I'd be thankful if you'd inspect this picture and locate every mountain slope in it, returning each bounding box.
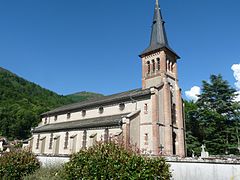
[0,67,102,140]
[67,91,104,102]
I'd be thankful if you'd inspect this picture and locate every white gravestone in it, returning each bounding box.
[201,144,209,158]
[0,141,3,151]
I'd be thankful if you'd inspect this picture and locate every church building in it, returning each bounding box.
[30,0,186,157]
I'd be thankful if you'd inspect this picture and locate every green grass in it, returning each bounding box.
[23,165,63,180]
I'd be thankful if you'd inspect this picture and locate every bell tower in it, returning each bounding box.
[140,0,179,89]
[139,0,186,157]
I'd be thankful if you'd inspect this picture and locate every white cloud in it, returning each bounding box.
[235,92,240,102]
[185,86,201,102]
[232,64,240,89]
[231,64,240,101]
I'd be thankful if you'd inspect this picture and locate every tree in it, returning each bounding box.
[186,74,240,155]
[184,101,201,156]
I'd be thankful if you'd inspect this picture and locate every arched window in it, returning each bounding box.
[82,110,86,117]
[144,103,148,114]
[99,107,104,114]
[172,132,177,155]
[64,132,69,149]
[157,58,160,70]
[144,133,149,145]
[104,129,109,142]
[167,60,170,71]
[67,113,71,119]
[44,117,48,124]
[147,61,150,74]
[119,103,125,111]
[171,103,176,124]
[152,60,155,73]
[49,133,53,149]
[82,130,87,149]
[36,134,40,149]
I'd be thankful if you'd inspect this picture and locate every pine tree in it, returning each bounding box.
[186,74,240,155]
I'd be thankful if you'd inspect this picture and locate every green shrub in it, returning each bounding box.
[60,142,171,180]
[0,150,40,179]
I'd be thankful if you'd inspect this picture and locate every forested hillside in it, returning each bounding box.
[0,67,102,140]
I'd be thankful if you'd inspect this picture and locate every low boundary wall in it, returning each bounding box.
[37,156,240,180]
[168,161,240,180]
[37,156,69,167]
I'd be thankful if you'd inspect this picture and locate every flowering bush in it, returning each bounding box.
[0,150,40,179]
[61,142,171,179]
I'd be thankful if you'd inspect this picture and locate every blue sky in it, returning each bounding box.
[0,0,239,100]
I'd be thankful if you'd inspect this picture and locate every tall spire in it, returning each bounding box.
[140,0,178,58]
[151,0,168,47]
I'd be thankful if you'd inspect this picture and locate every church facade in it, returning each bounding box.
[30,0,186,157]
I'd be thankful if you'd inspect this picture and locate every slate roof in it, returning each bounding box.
[42,88,151,116]
[33,114,128,133]
[140,0,179,58]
